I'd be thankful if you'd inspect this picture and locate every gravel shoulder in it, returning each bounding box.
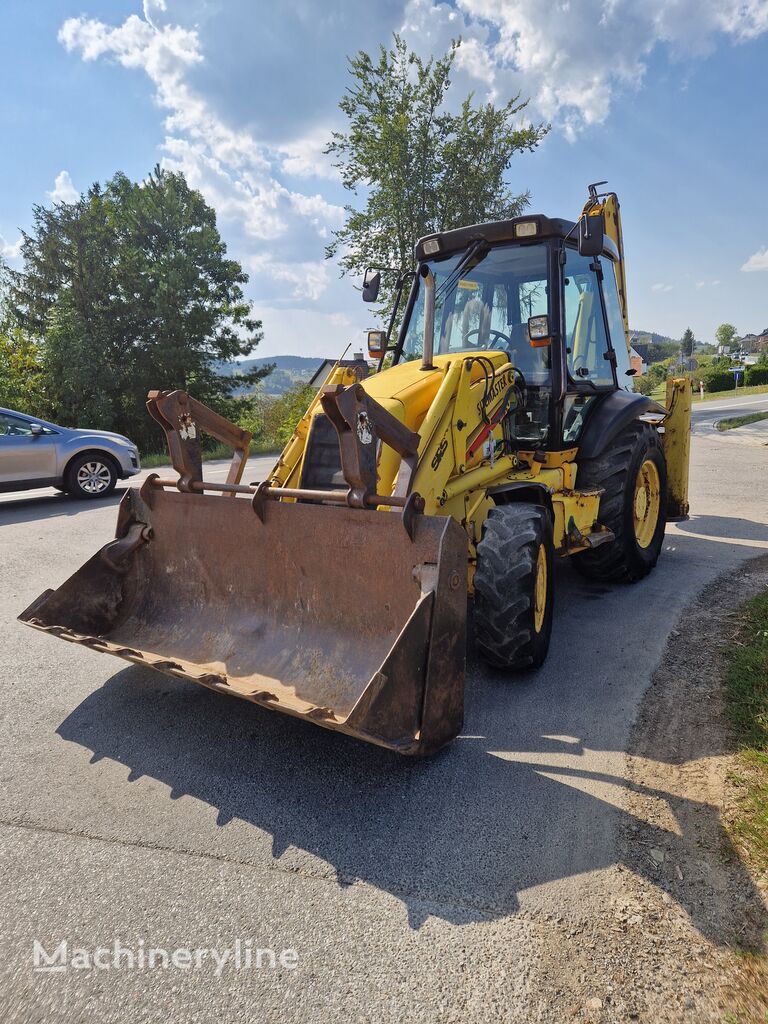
[535,555,768,1023]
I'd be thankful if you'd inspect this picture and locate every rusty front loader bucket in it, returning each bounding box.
[19,389,467,756]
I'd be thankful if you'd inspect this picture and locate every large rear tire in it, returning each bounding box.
[573,421,667,582]
[474,503,555,671]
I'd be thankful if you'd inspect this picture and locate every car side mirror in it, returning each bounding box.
[30,423,44,437]
[362,269,381,303]
[367,330,387,358]
[578,212,604,257]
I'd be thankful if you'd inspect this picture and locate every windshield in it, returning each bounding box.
[399,242,552,385]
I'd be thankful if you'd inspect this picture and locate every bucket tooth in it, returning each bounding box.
[197,672,229,687]
[250,690,279,703]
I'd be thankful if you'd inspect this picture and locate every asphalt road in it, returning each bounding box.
[690,389,768,424]
[690,389,768,446]
[1,420,767,1022]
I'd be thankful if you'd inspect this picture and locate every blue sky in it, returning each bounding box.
[1,0,767,358]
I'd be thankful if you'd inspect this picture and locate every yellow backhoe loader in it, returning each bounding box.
[20,183,691,756]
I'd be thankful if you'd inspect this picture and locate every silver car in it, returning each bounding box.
[0,407,141,499]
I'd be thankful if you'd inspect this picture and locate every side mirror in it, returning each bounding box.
[30,423,44,437]
[367,330,387,358]
[527,315,551,349]
[578,212,604,257]
[362,268,381,303]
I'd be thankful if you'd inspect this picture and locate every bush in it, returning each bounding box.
[698,367,736,393]
[633,375,656,396]
[240,381,317,451]
[745,365,768,387]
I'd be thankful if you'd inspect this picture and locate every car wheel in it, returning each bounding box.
[65,453,118,499]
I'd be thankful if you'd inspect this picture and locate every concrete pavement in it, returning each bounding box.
[1,435,767,1022]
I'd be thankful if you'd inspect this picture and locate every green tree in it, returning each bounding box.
[0,328,45,412]
[244,381,318,450]
[715,323,738,351]
[681,327,695,358]
[9,166,269,449]
[325,36,549,314]
[0,261,45,411]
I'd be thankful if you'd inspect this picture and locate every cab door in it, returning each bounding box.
[561,247,616,444]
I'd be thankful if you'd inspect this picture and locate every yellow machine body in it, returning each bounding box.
[20,188,692,756]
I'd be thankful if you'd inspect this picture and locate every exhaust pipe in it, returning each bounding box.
[420,265,436,370]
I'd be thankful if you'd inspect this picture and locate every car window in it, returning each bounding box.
[0,413,54,437]
[0,413,35,436]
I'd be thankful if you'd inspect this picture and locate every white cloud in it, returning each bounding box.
[741,247,768,272]
[695,281,705,289]
[58,5,344,303]
[246,255,331,302]
[651,282,673,293]
[0,233,22,261]
[401,0,768,139]
[47,170,79,204]
[278,128,340,181]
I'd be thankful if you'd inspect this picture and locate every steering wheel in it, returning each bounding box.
[463,328,512,349]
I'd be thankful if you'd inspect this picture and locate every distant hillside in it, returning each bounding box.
[629,329,675,345]
[220,355,328,396]
[223,334,681,392]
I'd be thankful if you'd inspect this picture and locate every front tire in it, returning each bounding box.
[474,503,555,671]
[574,421,667,582]
[64,453,118,499]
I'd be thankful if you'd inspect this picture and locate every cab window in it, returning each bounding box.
[400,243,552,385]
[563,249,614,387]
[601,260,633,389]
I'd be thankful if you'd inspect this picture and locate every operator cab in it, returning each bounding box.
[374,208,634,452]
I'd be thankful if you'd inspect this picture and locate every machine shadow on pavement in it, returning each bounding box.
[55,549,767,946]
[672,514,768,544]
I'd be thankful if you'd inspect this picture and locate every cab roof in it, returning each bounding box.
[414,215,576,262]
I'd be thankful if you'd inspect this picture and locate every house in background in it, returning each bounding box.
[629,345,647,376]
[737,329,768,354]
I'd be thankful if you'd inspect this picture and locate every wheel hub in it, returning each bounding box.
[533,542,547,633]
[633,459,661,549]
[77,461,111,494]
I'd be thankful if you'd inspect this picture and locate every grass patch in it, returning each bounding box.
[717,412,768,432]
[140,442,279,469]
[723,589,768,877]
[649,382,768,403]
